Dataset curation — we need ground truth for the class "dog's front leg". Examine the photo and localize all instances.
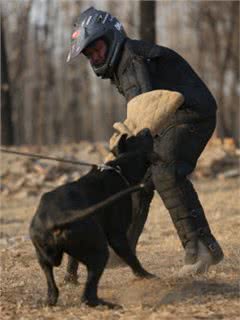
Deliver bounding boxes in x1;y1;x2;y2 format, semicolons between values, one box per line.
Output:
108;234;155;279
64;255;79;284
127;187;154;253
38;258;59;306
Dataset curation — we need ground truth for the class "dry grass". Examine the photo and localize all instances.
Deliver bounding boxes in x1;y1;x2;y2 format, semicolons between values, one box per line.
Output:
0;176;239;319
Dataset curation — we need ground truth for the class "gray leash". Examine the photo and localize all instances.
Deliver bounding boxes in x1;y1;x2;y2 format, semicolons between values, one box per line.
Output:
0;148;100;169
0;148;130;185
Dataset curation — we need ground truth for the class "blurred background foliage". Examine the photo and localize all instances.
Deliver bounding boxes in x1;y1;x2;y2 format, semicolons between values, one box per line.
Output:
1;0;239;146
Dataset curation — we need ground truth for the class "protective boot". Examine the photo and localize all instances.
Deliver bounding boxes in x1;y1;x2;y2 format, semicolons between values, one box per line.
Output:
153;164;224;276
175;206;224;276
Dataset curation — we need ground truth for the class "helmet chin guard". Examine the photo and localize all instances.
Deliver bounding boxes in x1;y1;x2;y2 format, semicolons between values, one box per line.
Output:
67;7;127;79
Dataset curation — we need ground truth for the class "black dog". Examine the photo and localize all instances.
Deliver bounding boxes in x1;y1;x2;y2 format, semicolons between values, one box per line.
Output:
29;129;154;308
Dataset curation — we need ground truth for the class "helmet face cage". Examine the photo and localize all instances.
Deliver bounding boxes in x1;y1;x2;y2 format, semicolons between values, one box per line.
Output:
67;7;127;78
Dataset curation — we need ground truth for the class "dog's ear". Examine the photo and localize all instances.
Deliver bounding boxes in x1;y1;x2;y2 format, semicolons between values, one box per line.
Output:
136;128;153;153
114;133;128;155
136;128;152;138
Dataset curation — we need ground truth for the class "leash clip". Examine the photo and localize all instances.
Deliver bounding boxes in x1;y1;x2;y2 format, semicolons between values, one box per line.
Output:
97;164;113;172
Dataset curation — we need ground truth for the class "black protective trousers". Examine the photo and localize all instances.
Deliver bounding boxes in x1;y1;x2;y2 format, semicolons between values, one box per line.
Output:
130;111;223;264
152;113;216;238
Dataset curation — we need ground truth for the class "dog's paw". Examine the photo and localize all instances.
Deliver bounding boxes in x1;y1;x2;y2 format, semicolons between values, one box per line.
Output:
64;273;79;285
82;297;121;309
143;272;157;279
46;294;58;306
135;269;156;279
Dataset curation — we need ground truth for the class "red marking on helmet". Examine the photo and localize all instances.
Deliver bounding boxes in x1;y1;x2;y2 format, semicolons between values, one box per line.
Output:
72;30;80;39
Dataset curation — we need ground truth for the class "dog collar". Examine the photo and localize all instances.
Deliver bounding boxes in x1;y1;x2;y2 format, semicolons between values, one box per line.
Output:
97;164;130;186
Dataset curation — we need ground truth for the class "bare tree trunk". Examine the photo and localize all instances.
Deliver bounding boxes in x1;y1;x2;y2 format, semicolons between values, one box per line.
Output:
213;3;238;139
1;19;14;145
191;2;239;143
139;0;156;43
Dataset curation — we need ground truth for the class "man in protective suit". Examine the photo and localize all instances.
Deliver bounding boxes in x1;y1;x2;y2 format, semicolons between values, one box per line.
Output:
67;7;223;276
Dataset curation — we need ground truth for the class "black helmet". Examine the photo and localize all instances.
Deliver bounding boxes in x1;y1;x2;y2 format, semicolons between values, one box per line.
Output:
67;7;127;79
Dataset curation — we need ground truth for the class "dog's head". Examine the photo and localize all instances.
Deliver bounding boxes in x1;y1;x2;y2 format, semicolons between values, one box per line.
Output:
114;128;154;158
109;129;155;184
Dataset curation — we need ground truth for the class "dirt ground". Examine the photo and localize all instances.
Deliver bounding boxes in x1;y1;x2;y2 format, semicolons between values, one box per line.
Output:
0;148;239;319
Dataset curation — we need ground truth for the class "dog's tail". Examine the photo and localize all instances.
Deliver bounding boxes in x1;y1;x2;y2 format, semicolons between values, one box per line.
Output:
50;183;145;230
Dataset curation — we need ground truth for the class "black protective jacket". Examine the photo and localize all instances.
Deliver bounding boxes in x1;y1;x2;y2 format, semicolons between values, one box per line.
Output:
111;38;217;120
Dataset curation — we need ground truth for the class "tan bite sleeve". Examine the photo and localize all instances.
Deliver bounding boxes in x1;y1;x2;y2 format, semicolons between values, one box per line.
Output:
105;90;184;162
126;89;184;135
